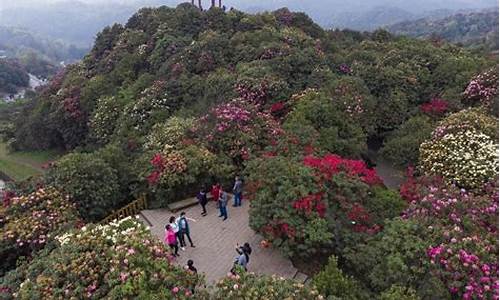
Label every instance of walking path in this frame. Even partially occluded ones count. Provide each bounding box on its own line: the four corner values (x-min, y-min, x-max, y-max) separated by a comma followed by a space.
140, 199, 300, 283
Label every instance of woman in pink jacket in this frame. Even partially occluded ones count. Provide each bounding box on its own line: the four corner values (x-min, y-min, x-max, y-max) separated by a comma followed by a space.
165, 224, 179, 257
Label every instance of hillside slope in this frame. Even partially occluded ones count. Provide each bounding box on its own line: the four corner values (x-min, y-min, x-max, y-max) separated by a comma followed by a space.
9, 4, 493, 152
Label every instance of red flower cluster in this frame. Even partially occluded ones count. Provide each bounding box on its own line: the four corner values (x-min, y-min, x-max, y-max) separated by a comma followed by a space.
147, 153, 165, 185
2, 190, 16, 207
270, 101, 285, 113
303, 154, 382, 186
399, 166, 419, 202
262, 222, 296, 239
347, 203, 381, 233
420, 98, 449, 116
292, 192, 325, 217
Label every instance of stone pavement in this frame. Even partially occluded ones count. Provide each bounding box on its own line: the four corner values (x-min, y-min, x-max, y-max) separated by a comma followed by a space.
140, 199, 299, 283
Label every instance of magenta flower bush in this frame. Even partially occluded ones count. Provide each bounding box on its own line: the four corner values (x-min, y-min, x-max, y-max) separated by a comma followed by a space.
195, 99, 282, 164
463, 68, 498, 108
402, 178, 498, 300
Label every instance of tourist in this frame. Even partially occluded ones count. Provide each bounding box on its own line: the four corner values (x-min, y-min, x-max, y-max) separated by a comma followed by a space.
164, 224, 179, 256
177, 212, 196, 248
211, 182, 221, 206
218, 188, 228, 221
231, 243, 250, 273
197, 187, 208, 216
236, 242, 252, 263
185, 259, 197, 274
232, 176, 243, 207
169, 216, 181, 246
185, 259, 197, 294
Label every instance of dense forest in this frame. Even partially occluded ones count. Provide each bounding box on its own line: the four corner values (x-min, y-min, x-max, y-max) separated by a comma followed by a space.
388, 9, 499, 52
0, 4, 498, 299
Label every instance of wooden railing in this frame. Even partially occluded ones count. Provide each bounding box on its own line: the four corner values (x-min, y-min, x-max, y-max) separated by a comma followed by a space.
100, 194, 147, 224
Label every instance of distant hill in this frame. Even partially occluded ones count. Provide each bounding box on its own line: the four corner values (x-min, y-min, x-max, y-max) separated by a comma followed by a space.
387, 9, 499, 51
0, 26, 88, 77
0, 26, 88, 63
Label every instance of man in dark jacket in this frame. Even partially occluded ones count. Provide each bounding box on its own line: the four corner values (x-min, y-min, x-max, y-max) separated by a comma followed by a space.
197, 187, 208, 216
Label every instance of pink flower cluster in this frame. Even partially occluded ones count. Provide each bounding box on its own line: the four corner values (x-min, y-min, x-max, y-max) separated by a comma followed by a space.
212, 100, 252, 133
339, 64, 351, 74
401, 177, 498, 299
235, 81, 269, 104
463, 69, 499, 107
260, 48, 285, 60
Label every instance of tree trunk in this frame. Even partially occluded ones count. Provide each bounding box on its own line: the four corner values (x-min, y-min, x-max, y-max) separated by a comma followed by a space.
211, 0, 215, 8
191, 0, 194, 5
218, 0, 221, 7
198, 0, 202, 10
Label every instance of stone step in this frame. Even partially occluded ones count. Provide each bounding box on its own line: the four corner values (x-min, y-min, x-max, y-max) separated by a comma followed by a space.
167, 197, 199, 212
293, 272, 308, 284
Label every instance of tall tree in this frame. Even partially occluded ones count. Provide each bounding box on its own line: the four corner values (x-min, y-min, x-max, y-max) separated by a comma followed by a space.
218, 0, 222, 8
211, 0, 215, 8
198, 0, 202, 10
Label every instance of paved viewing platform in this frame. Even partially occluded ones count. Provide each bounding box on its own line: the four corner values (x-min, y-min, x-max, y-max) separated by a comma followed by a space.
140, 199, 301, 283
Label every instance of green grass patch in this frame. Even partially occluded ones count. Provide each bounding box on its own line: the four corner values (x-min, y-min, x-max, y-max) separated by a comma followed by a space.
0, 142, 60, 181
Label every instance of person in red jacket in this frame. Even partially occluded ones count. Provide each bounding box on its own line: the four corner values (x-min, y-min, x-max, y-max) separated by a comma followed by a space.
210, 183, 221, 206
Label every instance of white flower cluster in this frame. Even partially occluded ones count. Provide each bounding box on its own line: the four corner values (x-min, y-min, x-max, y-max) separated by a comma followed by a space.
55, 216, 147, 246
420, 129, 499, 189
144, 116, 195, 151
89, 96, 122, 143
127, 92, 170, 129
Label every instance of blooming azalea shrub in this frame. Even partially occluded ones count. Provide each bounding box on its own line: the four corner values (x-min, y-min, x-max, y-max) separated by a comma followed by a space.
420, 98, 449, 117
146, 145, 234, 207
0, 187, 81, 275
234, 76, 289, 106
45, 152, 121, 222
402, 179, 498, 300
89, 96, 125, 144
143, 116, 196, 152
328, 77, 377, 135
419, 109, 498, 190
463, 68, 498, 108
212, 270, 323, 300
247, 153, 404, 257
430, 108, 498, 141
194, 99, 282, 165
0, 217, 204, 299
347, 175, 498, 299
125, 80, 171, 131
